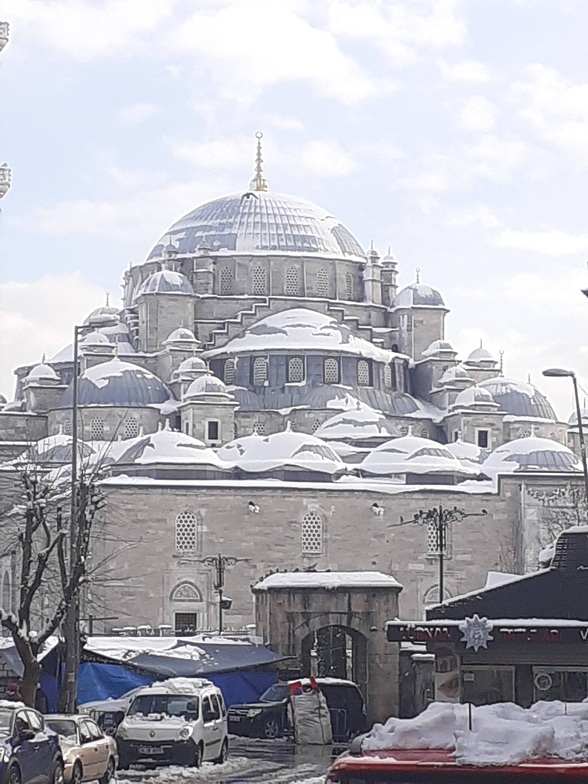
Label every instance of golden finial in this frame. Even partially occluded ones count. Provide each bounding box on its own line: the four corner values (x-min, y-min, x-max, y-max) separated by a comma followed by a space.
415, 267, 421, 283
250, 131, 268, 192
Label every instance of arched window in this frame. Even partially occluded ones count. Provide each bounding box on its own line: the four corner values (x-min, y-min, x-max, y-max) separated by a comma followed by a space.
170, 581, 203, 603
317, 268, 328, 297
383, 365, 392, 389
90, 418, 105, 440
287, 357, 305, 383
301, 511, 324, 554
62, 419, 72, 435
285, 266, 300, 296
252, 356, 268, 385
357, 360, 371, 386
2, 572, 10, 613
253, 420, 266, 435
423, 584, 452, 607
175, 511, 201, 554
219, 267, 233, 295
323, 358, 340, 384
345, 272, 353, 301
224, 358, 235, 385
124, 417, 139, 438
252, 267, 267, 295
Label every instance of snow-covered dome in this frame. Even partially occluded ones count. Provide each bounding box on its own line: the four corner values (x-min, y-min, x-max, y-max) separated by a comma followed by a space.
466, 346, 496, 365
175, 356, 208, 379
452, 386, 497, 410
28, 433, 95, 464
147, 191, 365, 262
438, 365, 473, 386
478, 377, 556, 421
138, 269, 194, 297
568, 409, 588, 427
392, 283, 445, 309
81, 331, 110, 346
185, 373, 230, 398
484, 436, 580, 476
315, 407, 399, 443
116, 426, 227, 469
26, 362, 58, 382
83, 305, 120, 326
217, 425, 347, 477
164, 327, 198, 345
445, 438, 488, 465
205, 308, 395, 363
361, 434, 478, 479
421, 340, 456, 358
60, 358, 171, 408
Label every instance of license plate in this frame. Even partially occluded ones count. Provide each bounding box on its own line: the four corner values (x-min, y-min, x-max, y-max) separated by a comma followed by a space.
231, 716, 241, 721
138, 745, 163, 755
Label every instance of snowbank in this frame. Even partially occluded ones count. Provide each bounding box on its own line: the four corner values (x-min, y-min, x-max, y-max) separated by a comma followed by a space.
363, 701, 588, 766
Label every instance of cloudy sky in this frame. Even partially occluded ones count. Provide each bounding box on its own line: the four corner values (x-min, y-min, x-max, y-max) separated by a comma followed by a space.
1, 0, 587, 418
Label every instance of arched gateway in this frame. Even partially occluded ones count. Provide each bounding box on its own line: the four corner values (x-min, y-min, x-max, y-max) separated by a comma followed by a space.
252, 571, 403, 723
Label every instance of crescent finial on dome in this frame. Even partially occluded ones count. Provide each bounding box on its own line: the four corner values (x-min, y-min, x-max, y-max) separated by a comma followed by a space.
250, 131, 269, 192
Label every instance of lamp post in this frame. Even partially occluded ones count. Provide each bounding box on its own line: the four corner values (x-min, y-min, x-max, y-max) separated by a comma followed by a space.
542, 367, 588, 505
196, 554, 248, 635
394, 506, 488, 603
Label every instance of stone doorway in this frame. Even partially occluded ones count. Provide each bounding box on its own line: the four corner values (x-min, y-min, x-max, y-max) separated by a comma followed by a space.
302, 625, 367, 689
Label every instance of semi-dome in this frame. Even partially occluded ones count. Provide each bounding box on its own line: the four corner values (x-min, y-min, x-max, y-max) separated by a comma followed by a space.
26, 362, 58, 382
60, 358, 171, 408
484, 436, 580, 476
147, 191, 365, 262
138, 269, 194, 297
478, 377, 556, 421
392, 282, 445, 309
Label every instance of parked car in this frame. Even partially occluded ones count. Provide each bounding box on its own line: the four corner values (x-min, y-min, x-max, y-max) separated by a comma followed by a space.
78, 689, 141, 736
115, 678, 228, 768
0, 702, 63, 784
228, 677, 367, 742
45, 715, 117, 784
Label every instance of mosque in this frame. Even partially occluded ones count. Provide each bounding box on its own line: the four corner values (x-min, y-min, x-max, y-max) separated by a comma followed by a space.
0, 133, 585, 639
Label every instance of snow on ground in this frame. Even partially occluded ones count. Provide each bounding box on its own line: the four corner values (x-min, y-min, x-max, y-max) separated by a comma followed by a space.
363, 700, 588, 766
117, 758, 326, 783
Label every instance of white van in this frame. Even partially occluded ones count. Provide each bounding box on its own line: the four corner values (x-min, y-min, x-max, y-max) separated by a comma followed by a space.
115, 677, 228, 768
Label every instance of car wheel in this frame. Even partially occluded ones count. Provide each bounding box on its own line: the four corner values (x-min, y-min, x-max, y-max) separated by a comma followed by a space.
50, 760, 65, 784
6, 765, 20, 784
213, 739, 228, 764
71, 761, 83, 784
263, 718, 281, 739
193, 742, 203, 768
99, 756, 116, 784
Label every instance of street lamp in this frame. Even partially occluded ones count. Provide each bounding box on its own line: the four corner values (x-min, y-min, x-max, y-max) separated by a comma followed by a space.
542, 367, 588, 504
394, 506, 488, 604
196, 554, 248, 635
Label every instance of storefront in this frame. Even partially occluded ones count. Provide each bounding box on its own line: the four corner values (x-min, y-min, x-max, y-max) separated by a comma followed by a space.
387, 528, 588, 707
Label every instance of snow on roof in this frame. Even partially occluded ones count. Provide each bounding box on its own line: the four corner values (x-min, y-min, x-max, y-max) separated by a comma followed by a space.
478, 376, 556, 421
362, 700, 588, 765
185, 373, 230, 398
138, 269, 194, 297
445, 439, 488, 465
451, 385, 497, 410
437, 365, 473, 386
60, 358, 171, 408
27, 362, 58, 381
217, 424, 348, 475
116, 425, 229, 468
361, 435, 479, 478
254, 571, 402, 590
484, 436, 581, 476
176, 356, 208, 376
484, 570, 521, 589
81, 331, 110, 346
392, 283, 445, 309
466, 345, 496, 364
420, 340, 456, 358
164, 327, 198, 344
314, 406, 399, 442
204, 309, 399, 363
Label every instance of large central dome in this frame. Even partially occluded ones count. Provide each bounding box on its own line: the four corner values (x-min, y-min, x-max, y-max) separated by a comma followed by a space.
148, 190, 366, 261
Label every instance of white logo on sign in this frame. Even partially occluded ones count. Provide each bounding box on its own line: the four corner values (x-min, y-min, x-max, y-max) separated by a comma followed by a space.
459, 614, 494, 652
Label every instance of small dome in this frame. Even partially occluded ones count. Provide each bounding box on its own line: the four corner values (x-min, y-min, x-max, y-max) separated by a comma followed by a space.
27, 362, 58, 382
421, 340, 456, 358
568, 409, 588, 427
138, 270, 194, 297
83, 305, 120, 326
177, 356, 207, 375
29, 434, 95, 464
392, 283, 445, 309
361, 434, 478, 479
484, 436, 580, 476
117, 426, 227, 469
60, 358, 171, 408
438, 365, 473, 386
478, 377, 556, 421
185, 373, 229, 398
446, 439, 488, 465
452, 386, 497, 410
81, 331, 110, 346
315, 407, 399, 443
466, 346, 496, 364
164, 327, 198, 344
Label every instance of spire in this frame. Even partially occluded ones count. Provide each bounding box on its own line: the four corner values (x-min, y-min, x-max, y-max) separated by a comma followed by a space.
250, 132, 268, 192
105, 291, 110, 306
415, 267, 421, 283
499, 350, 504, 375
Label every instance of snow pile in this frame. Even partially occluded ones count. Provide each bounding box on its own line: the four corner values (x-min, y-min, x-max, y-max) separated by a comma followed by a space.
363, 701, 588, 766
255, 571, 401, 590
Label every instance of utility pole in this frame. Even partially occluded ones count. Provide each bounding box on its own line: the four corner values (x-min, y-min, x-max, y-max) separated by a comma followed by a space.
196, 554, 248, 634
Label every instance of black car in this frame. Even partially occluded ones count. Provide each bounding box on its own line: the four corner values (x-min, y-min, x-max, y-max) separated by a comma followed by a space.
228, 678, 367, 742
0, 703, 64, 784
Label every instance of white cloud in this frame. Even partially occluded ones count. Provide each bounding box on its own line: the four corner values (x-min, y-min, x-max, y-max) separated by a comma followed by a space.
494, 228, 588, 255
444, 203, 503, 229
458, 96, 497, 133
437, 58, 491, 82
396, 153, 456, 193
5, 0, 175, 60
0, 274, 105, 399
168, 138, 253, 171
464, 134, 533, 182
118, 103, 158, 125
299, 140, 357, 178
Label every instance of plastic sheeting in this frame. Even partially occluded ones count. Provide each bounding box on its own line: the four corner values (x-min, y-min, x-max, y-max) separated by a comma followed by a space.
292, 690, 333, 745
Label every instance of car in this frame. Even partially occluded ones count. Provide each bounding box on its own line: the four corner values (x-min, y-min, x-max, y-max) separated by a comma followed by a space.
0, 701, 64, 784
228, 677, 367, 742
114, 678, 229, 768
78, 689, 141, 736
45, 715, 117, 784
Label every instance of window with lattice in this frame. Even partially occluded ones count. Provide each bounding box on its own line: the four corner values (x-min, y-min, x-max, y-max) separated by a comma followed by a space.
62, 419, 72, 435
285, 266, 300, 296
90, 418, 105, 440
253, 420, 266, 435
175, 612, 198, 633
287, 356, 305, 383
427, 520, 452, 558
252, 356, 268, 385
312, 420, 321, 433
302, 511, 323, 554
345, 272, 353, 300
317, 268, 328, 297
224, 358, 235, 385
252, 267, 267, 295
124, 417, 139, 438
383, 365, 392, 389
219, 267, 233, 295
357, 360, 370, 386
324, 358, 340, 384
175, 511, 200, 553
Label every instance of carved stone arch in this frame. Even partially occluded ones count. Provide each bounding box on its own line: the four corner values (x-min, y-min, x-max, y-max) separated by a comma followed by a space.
292, 611, 371, 644
170, 581, 203, 603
